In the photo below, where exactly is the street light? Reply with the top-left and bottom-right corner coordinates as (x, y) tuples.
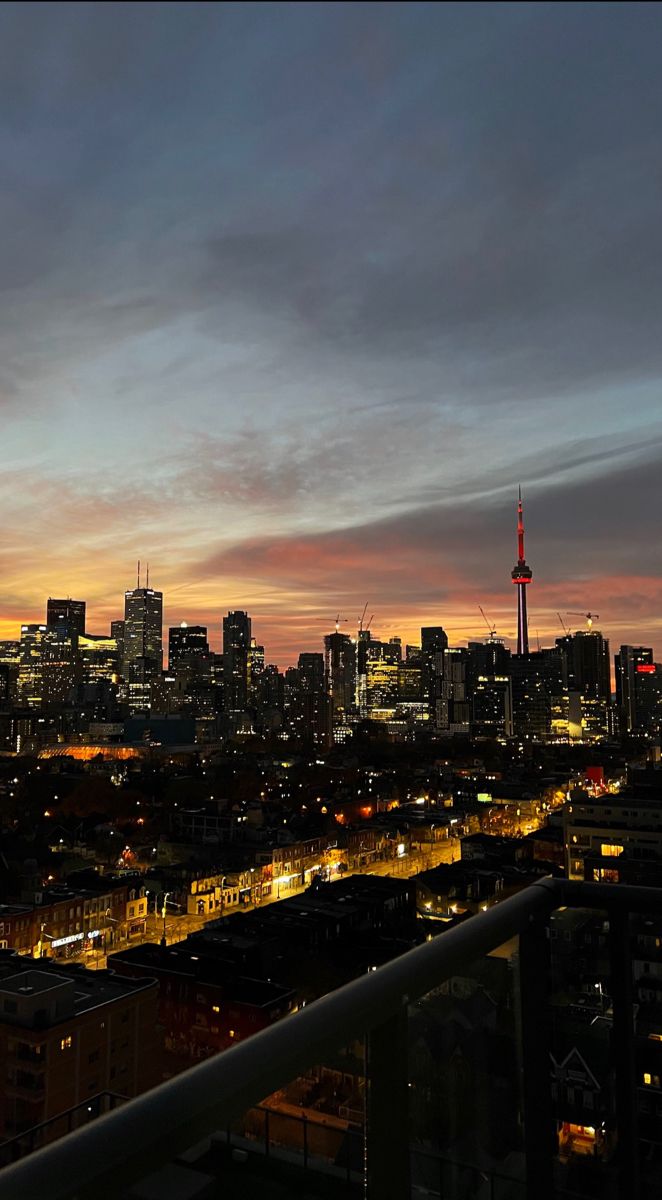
(145, 890), (181, 948)
(36, 923), (54, 959)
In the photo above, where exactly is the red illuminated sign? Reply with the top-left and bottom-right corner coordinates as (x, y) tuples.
(637, 664), (656, 673)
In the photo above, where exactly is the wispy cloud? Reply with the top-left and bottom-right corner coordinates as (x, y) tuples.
(0, 2), (660, 661)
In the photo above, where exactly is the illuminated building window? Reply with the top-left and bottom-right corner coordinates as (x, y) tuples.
(601, 844), (623, 857)
(644, 1073), (652, 1086)
(229, 1029), (235, 1038)
(60, 1036), (72, 1051)
(212, 1005), (220, 1014)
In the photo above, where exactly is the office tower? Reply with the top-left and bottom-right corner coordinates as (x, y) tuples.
(208, 652), (224, 712)
(467, 639), (511, 681)
(615, 646), (659, 733)
(0, 666), (11, 708)
(0, 642), (20, 707)
(511, 488), (532, 655)
(631, 665), (662, 735)
(164, 625), (212, 718)
(122, 586), (163, 715)
(398, 661), (422, 703)
(18, 625), (48, 708)
(222, 611), (251, 716)
(384, 638), (402, 664)
(557, 629), (610, 699)
(366, 659), (399, 714)
(258, 664), (285, 730)
(168, 624), (209, 671)
(556, 627), (610, 741)
(40, 625), (79, 709)
(472, 675), (513, 739)
(355, 629), (371, 713)
(298, 652), (325, 696)
(46, 598), (86, 636)
(248, 639), (265, 709)
(0, 641), (20, 668)
(510, 653), (554, 741)
(437, 647), (470, 734)
(324, 631), (356, 722)
(110, 619), (125, 665)
(77, 634), (120, 684)
(283, 666), (302, 735)
(75, 633), (121, 722)
(421, 627), (448, 720)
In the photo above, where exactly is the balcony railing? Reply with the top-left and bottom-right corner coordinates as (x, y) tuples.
(0, 877), (658, 1200)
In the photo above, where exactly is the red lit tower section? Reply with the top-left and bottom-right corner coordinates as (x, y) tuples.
(511, 487), (532, 655)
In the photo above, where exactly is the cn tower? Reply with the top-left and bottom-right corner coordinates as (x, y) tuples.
(511, 487), (532, 655)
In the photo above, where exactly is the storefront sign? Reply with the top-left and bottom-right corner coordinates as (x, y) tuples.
(52, 932), (84, 949)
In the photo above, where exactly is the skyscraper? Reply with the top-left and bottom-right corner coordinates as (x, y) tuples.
(615, 645), (661, 734)
(46, 598), (86, 635)
(18, 624), (48, 708)
(556, 628), (610, 741)
(111, 619), (125, 666)
(223, 611), (251, 717)
(324, 631), (356, 721)
(168, 624), (209, 671)
(420, 626), (448, 723)
(511, 488), (532, 655)
(248, 639), (265, 710)
(122, 586), (163, 715)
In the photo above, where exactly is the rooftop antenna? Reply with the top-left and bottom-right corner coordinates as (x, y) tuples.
(137, 560), (141, 588)
(146, 563), (150, 589)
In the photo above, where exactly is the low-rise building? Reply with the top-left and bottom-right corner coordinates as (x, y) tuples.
(108, 942), (296, 1068)
(0, 951), (159, 1145)
(564, 791), (662, 883)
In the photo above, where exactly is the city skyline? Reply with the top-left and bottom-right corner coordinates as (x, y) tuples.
(1, 3), (661, 664)
(0, 483), (653, 674)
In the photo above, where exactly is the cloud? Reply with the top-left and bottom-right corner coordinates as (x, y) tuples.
(0, 3), (661, 665)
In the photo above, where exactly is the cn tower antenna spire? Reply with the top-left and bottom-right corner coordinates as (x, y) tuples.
(511, 487), (532, 655)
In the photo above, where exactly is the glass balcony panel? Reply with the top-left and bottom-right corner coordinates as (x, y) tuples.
(409, 931), (526, 1200)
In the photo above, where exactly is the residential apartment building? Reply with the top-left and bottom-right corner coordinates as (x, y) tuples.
(0, 953), (159, 1143)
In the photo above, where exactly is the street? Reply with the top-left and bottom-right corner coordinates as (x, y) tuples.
(81, 838), (462, 969)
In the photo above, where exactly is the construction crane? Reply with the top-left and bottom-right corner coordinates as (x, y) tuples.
(479, 606), (498, 641)
(334, 614), (348, 632)
(557, 613), (571, 635)
(358, 602), (369, 635)
(567, 611), (600, 630)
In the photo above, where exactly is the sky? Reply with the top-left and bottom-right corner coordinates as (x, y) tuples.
(1, 1), (661, 665)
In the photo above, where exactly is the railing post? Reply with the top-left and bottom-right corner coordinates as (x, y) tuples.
(365, 1008), (410, 1200)
(608, 906), (639, 1200)
(520, 914), (555, 1200)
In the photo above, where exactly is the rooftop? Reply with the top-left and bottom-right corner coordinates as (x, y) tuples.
(0, 952), (156, 1026)
(108, 943), (294, 1009)
(0, 969), (68, 997)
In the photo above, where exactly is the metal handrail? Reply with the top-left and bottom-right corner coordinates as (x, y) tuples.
(0, 877), (558, 1199)
(1, 876), (657, 1199)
